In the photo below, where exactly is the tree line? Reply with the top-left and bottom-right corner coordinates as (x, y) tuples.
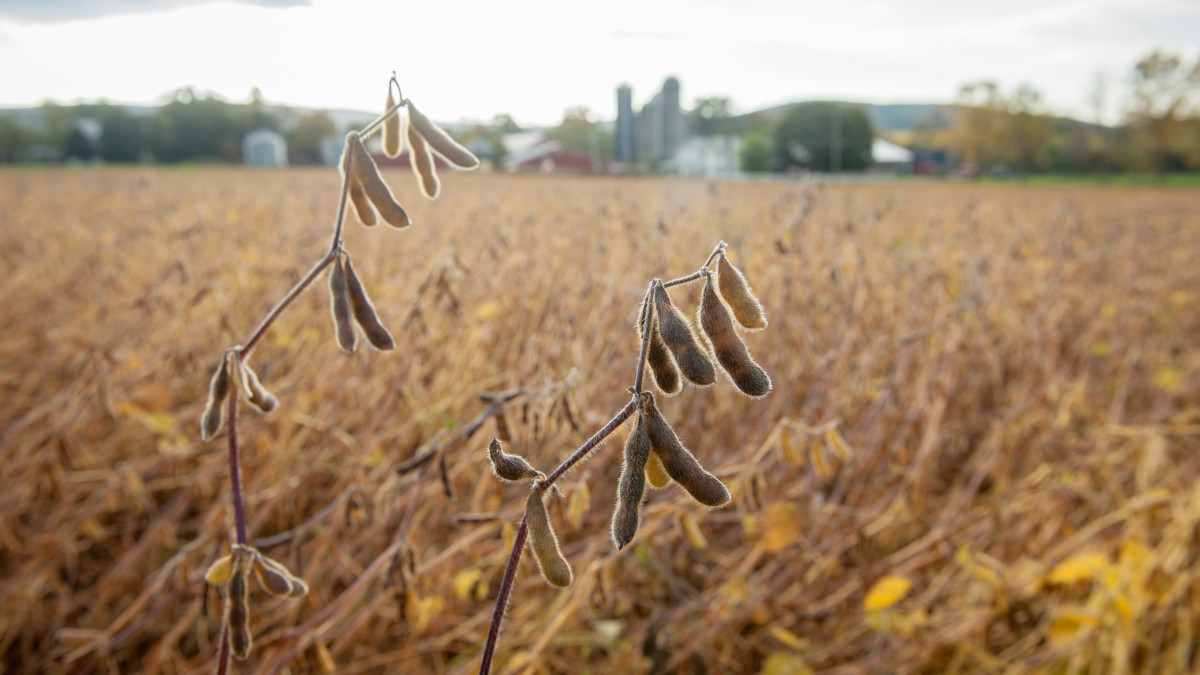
(732, 49), (1199, 176)
(0, 87), (339, 165)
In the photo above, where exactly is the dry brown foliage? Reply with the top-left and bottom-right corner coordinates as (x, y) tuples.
(1, 171), (1199, 673)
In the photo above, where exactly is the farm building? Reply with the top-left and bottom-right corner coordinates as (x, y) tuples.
(242, 129), (287, 167)
(673, 135), (742, 178)
(870, 138), (914, 173)
(505, 138), (596, 173)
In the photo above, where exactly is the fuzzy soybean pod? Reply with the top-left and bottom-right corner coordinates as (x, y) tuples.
(342, 254), (396, 351)
(699, 275), (772, 398)
(525, 486), (573, 587)
(345, 131), (412, 228)
(328, 255), (356, 353)
(227, 569), (252, 660)
(652, 282), (716, 387)
(347, 177), (377, 226)
(406, 102), (480, 169)
(637, 291), (681, 395)
(382, 90), (404, 159)
(611, 410), (652, 549)
(407, 121), (440, 199)
(200, 355), (231, 441)
(642, 393), (730, 508)
(238, 358), (278, 413)
(716, 256), (767, 331)
(487, 438), (543, 483)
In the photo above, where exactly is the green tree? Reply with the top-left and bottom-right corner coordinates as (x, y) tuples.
(98, 108), (142, 162)
(286, 111), (334, 165)
(773, 102), (873, 172)
(151, 87), (264, 162)
(739, 131), (772, 172)
(691, 96), (734, 136)
(65, 127), (93, 160)
(491, 113), (520, 134)
(547, 106), (612, 162)
(0, 117), (32, 161)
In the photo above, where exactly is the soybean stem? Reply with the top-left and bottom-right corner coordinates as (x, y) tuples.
(479, 518), (528, 675)
(240, 253), (337, 356)
(241, 103), (403, 357)
(479, 397), (639, 675)
(227, 389), (247, 545)
(359, 99), (406, 139)
(542, 398), (639, 489)
(662, 240), (726, 289)
(631, 282), (656, 394)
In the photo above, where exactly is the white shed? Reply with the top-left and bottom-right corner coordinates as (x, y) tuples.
(870, 138), (914, 173)
(242, 129), (288, 167)
(673, 135), (743, 178)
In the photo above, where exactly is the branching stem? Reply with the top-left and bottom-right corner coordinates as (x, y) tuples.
(226, 390), (246, 545)
(478, 241), (725, 674)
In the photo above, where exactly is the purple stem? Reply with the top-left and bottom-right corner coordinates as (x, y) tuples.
(227, 387), (247, 545)
(479, 519), (527, 675)
(631, 282), (656, 395)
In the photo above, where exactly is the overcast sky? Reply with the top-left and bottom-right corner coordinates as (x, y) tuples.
(0, 0), (1196, 126)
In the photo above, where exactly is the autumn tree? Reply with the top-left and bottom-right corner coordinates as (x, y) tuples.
(1127, 50), (1200, 173)
(547, 106), (612, 163)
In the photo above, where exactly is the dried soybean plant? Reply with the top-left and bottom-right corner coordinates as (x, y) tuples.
(196, 74), (479, 669)
(479, 241), (774, 674)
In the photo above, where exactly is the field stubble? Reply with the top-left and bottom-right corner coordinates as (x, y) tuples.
(1, 168), (1198, 673)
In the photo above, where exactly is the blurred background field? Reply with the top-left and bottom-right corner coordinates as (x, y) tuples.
(1, 168), (1199, 673)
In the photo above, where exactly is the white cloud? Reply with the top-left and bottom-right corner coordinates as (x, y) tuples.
(0, 0), (1196, 125)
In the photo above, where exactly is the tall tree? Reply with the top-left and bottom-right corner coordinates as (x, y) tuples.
(1127, 50), (1200, 173)
(691, 96), (734, 136)
(548, 106), (612, 162)
(286, 111), (334, 165)
(1006, 84), (1052, 173)
(738, 131), (771, 172)
(773, 102), (873, 172)
(98, 107), (141, 162)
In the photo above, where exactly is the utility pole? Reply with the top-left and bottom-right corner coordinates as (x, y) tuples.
(830, 106), (842, 173)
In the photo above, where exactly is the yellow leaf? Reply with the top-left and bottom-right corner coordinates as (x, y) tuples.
(824, 427), (853, 460)
(768, 626), (806, 650)
(742, 514), (759, 537)
(955, 547), (1002, 588)
(1153, 366), (1183, 394)
(313, 641), (336, 674)
(475, 301), (501, 321)
(409, 593), (445, 631)
(759, 651), (813, 675)
(1048, 608), (1100, 646)
(760, 502), (802, 554)
(779, 426), (804, 468)
(1047, 552), (1110, 585)
(452, 569), (483, 601)
(566, 481), (590, 530)
(116, 401), (176, 436)
(809, 439), (832, 481)
(681, 511), (708, 549)
(863, 575), (912, 612)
